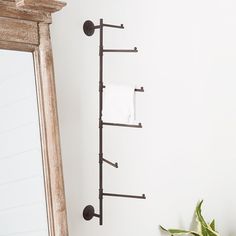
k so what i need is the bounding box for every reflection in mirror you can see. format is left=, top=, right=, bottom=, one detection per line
left=0, top=49, right=49, bottom=236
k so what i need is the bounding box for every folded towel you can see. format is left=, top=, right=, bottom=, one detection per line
left=103, top=84, right=136, bottom=124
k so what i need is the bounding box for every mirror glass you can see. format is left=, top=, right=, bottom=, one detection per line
left=0, top=49, right=49, bottom=236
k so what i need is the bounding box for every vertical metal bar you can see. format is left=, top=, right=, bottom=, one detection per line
left=99, top=18, right=103, bottom=226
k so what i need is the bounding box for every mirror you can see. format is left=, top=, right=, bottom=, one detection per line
left=0, top=1, right=68, bottom=235
left=0, top=49, right=49, bottom=235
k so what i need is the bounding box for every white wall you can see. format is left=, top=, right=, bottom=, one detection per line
left=51, top=1, right=236, bottom=235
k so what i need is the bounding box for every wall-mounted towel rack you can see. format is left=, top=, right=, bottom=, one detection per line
left=82, top=19, right=146, bottom=226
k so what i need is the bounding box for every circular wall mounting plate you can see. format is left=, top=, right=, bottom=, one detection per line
left=83, top=205, right=95, bottom=220
left=83, top=20, right=95, bottom=36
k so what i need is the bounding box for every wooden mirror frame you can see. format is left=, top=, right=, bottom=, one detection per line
left=0, top=0, right=68, bottom=235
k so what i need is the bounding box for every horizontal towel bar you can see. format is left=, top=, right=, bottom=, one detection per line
left=102, top=122, right=142, bottom=128
left=103, top=47, right=138, bottom=53
left=103, top=193, right=146, bottom=199
left=94, top=23, right=124, bottom=29
left=102, top=158, right=118, bottom=168
left=135, top=87, right=144, bottom=92
left=103, top=23, right=124, bottom=29
left=102, top=85, right=144, bottom=92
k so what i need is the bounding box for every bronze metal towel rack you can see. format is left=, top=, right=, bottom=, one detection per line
left=82, top=19, right=146, bottom=225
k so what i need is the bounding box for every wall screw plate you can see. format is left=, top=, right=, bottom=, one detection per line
left=83, top=205, right=95, bottom=220
left=83, top=20, right=95, bottom=36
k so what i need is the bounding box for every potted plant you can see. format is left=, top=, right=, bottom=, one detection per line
left=160, top=201, right=219, bottom=236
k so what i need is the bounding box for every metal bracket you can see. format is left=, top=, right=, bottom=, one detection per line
left=82, top=18, right=146, bottom=226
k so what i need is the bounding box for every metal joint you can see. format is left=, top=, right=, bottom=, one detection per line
left=99, top=189, right=103, bottom=199
left=99, top=81, right=104, bottom=92
left=99, top=120, right=103, bottom=128
left=99, top=46, right=103, bottom=56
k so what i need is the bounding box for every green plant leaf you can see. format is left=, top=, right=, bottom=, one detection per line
left=195, top=202, right=219, bottom=236
left=195, top=200, right=207, bottom=227
left=160, top=201, right=220, bottom=236
left=195, top=200, right=208, bottom=236
left=209, top=220, right=215, bottom=231
left=160, top=225, right=201, bottom=236
left=204, top=226, right=219, bottom=236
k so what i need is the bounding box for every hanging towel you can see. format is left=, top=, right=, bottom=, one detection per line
left=103, top=84, right=137, bottom=124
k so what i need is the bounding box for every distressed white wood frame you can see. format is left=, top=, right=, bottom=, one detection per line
left=0, top=1, right=69, bottom=235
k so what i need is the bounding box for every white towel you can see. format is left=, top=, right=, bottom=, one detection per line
left=103, top=84, right=136, bottom=124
